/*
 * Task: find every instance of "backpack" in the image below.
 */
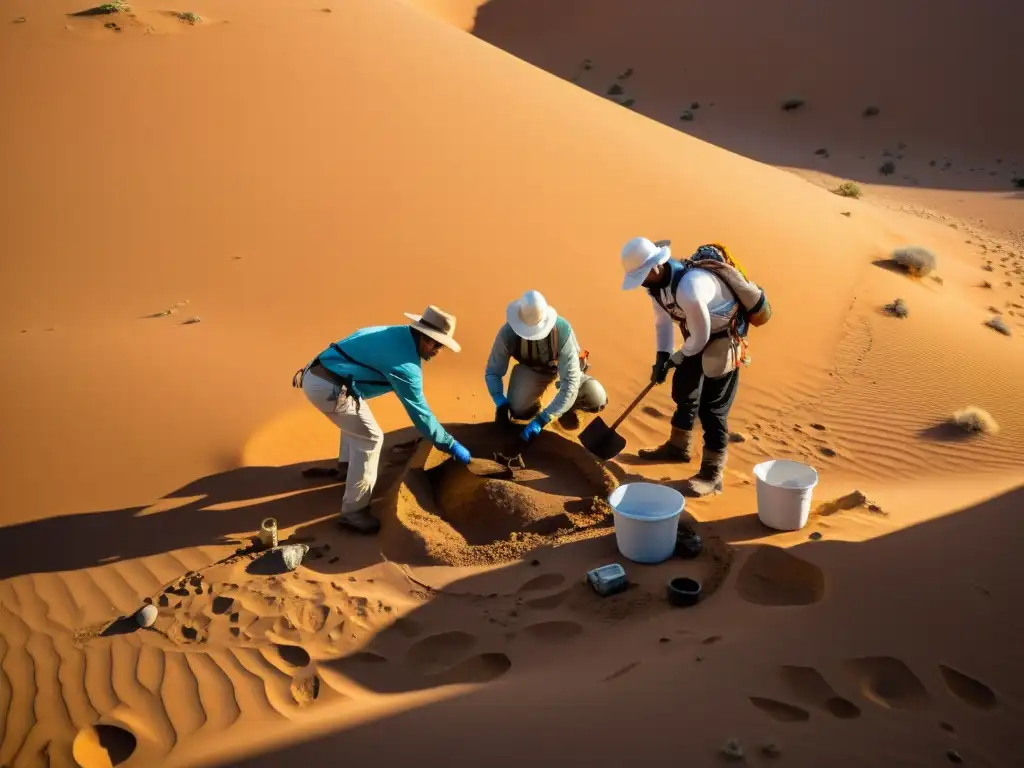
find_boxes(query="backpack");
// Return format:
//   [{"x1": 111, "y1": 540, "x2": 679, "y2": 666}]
[
  {"x1": 649, "y1": 243, "x2": 771, "y2": 367},
  {"x1": 687, "y1": 243, "x2": 772, "y2": 332}
]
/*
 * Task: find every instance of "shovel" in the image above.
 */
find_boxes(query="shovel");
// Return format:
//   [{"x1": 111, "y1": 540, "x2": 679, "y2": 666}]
[{"x1": 579, "y1": 381, "x2": 657, "y2": 460}]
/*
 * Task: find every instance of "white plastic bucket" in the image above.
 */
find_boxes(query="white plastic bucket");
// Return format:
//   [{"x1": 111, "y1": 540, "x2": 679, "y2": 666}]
[
  {"x1": 607, "y1": 482, "x2": 685, "y2": 564},
  {"x1": 753, "y1": 459, "x2": 819, "y2": 531}
]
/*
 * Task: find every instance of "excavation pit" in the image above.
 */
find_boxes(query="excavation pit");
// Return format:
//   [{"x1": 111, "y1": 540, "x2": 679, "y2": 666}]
[{"x1": 379, "y1": 423, "x2": 619, "y2": 567}]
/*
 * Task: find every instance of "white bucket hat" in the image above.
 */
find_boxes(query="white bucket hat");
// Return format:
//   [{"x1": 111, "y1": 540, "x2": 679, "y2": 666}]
[
  {"x1": 403, "y1": 305, "x2": 461, "y2": 352},
  {"x1": 620, "y1": 236, "x2": 672, "y2": 290},
  {"x1": 506, "y1": 289, "x2": 557, "y2": 341}
]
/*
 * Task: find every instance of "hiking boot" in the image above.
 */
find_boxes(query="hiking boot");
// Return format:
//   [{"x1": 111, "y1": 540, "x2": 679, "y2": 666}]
[
  {"x1": 684, "y1": 448, "x2": 726, "y2": 497},
  {"x1": 557, "y1": 409, "x2": 581, "y2": 431},
  {"x1": 337, "y1": 506, "x2": 380, "y2": 534},
  {"x1": 637, "y1": 427, "x2": 693, "y2": 462}
]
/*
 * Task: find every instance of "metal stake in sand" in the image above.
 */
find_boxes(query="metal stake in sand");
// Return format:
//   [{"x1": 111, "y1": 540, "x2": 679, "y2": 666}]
[{"x1": 258, "y1": 517, "x2": 279, "y2": 550}]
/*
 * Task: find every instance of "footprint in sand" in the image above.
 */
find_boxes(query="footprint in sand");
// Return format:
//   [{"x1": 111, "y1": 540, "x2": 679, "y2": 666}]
[
  {"x1": 525, "y1": 590, "x2": 569, "y2": 610},
  {"x1": 521, "y1": 620, "x2": 584, "y2": 644},
  {"x1": 406, "y1": 631, "x2": 478, "y2": 674},
  {"x1": 72, "y1": 724, "x2": 137, "y2": 767},
  {"x1": 749, "y1": 697, "x2": 811, "y2": 722},
  {"x1": 392, "y1": 617, "x2": 423, "y2": 639},
  {"x1": 276, "y1": 643, "x2": 311, "y2": 668},
  {"x1": 212, "y1": 596, "x2": 234, "y2": 615},
  {"x1": 518, "y1": 573, "x2": 566, "y2": 592},
  {"x1": 736, "y1": 547, "x2": 825, "y2": 606},
  {"x1": 845, "y1": 657, "x2": 930, "y2": 710},
  {"x1": 423, "y1": 653, "x2": 512, "y2": 686},
  {"x1": 779, "y1": 665, "x2": 861, "y2": 719},
  {"x1": 939, "y1": 665, "x2": 997, "y2": 710}
]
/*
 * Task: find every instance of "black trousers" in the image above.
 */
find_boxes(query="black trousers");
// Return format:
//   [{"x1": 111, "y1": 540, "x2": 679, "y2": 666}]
[{"x1": 669, "y1": 350, "x2": 739, "y2": 452}]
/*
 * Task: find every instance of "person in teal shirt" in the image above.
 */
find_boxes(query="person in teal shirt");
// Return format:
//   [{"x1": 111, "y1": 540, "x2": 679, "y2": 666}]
[{"x1": 293, "y1": 305, "x2": 471, "y2": 533}]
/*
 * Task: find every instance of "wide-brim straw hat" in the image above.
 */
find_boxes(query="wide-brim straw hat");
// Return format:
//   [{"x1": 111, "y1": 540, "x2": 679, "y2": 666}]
[{"x1": 404, "y1": 305, "x2": 461, "y2": 352}]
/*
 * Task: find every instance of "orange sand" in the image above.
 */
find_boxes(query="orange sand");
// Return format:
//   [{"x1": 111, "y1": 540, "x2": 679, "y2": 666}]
[{"x1": 1, "y1": 0, "x2": 1022, "y2": 766}]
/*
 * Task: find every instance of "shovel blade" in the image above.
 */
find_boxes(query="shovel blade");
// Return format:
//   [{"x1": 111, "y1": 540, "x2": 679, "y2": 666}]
[{"x1": 579, "y1": 416, "x2": 627, "y2": 460}]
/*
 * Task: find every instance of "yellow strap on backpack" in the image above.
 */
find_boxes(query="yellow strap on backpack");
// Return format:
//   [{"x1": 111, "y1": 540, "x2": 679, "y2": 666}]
[{"x1": 707, "y1": 242, "x2": 749, "y2": 280}]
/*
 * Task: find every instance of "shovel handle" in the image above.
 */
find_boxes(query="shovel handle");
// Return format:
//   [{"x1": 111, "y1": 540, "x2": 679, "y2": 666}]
[{"x1": 607, "y1": 381, "x2": 657, "y2": 432}]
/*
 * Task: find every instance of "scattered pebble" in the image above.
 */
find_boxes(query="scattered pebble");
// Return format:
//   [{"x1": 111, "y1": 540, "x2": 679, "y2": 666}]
[
  {"x1": 985, "y1": 316, "x2": 1011, "y2": 336},
  {"x1": 182, "y1": 316, "x2": 202, "y2": 325},
  {"x1": 14, "y1": 16, "x2": 27, "y2": 23},
  {"x1": 727, "y1": 432, "x2": 747, "y2": 443},
  {"x1": 810, "y1": 423, "x2": 827, "y2": 431},
  {"x1": 136, "y1": 604, "x2": 158, "y2": 628},
  {"x1": 809, "y1": 532, "x2": 823, "y2": 540},
  {"x1": 720, "y1": 738, "x2": 745, "y2": 761},
  {"x1": 761, "y1": 743, "x2": 782, "y2": 759},
  {"x1": 840, "y1": 211, "x2": 852, "y2": 217},
  {"x1": 947, "y1": 749, "x2": 963, "y2": 764}
]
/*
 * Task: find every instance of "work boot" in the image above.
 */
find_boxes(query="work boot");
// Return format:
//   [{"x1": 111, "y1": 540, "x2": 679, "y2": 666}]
[
  {"x1": 637, "y1": 427, "x2": 693, "y2": 462},
  {"x1": 337, "y1": 506, "x2": 380, "y2": 534},
  {"x1": 684, "y1": 448, "x2": 727, "y2": 497},
  {"x1": 557, "y1": 409, "x2": 580, "y2": 431}
]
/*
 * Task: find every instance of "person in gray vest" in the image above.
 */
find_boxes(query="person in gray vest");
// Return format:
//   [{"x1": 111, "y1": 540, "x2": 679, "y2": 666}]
[{"x1": 485, "y1": 290, "x2": 608, "y2": 440}]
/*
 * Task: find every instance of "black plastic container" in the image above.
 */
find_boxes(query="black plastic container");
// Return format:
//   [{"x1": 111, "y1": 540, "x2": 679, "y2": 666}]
[{"x1": 667, "y1": 576, "x2": 702, "y2": 607}]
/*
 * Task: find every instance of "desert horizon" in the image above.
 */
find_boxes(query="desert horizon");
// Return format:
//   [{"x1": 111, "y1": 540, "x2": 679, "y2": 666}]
[{"x1": 2, "y1": 1, "x2": 1022, "y2": 766}]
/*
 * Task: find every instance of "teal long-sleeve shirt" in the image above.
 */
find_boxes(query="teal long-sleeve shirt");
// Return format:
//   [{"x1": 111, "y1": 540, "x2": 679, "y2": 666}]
[{"x1": 315, "y1": 325, "x2": 456, "y2": 452}]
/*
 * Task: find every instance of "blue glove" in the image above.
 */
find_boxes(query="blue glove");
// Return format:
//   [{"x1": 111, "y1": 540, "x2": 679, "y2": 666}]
[
  {"x1": 450, "y1": 441, "x2": 472, "y2": 464},
  {"x1": 520, "y1": 412, "x2": 551, "y2": 442}
]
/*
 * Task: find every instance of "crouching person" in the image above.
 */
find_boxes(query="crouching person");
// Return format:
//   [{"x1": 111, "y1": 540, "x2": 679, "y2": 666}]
[
  {"x1": 485, "y1": 290, "x2": 608, "y2": 441},
  {"x1": 293, "y1": 305, "x2": 471, "y2": 533}
]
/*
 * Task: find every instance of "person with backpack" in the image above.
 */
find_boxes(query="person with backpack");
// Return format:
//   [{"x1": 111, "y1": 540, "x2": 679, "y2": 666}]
[
  {"x1": 620, "y1": 237, "x2": 771, "y2": 497},
  {"x1": 485, "y1": 289, "x2": 608, "y2": 440},
  {"x1": 292, "y1": 305, "x2": 472, "y2": 534}
]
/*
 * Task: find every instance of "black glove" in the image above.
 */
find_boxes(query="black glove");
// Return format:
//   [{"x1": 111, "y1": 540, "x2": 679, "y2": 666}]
[
  {"x1": 495, "y1": 400, "x2": 512, "y2": 426},
  {"x1": 651, "y1": 351, "x2": 672, "y2": 384}
]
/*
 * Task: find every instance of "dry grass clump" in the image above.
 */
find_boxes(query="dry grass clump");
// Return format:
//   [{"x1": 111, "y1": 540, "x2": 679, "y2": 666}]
[
  {"x1": 883, "y1": 298, "x2": 908, "y2": 318},
  {"x1": 950, "y1": 406, "x2": 999, "y2": 435},
  {"x1": 891, "y1": 246, "x2": 937, "y2": 277},
  {"x1": 833, "y1": 181, "x2": 861, "y2": 198}
]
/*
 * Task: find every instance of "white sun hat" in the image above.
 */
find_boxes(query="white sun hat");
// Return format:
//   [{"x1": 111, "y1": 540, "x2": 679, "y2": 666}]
[
  {"x1": 506, "y1": 289, "x2": 557, "y2": 341},
  {"x1": 620, "y1": 236, "x2": 672, "y2": 290}
]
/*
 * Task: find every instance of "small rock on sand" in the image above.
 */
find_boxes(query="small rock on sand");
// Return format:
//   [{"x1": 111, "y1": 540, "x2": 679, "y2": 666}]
[
  {"x1": 720, "y1": 738, "x2": 744, "y2": 761},
  {"x1": 761, "y1": 743, "x2": 782, "y2": 759},
  {"x1": 728, "y1": 432, "x2": 747, "y2": 443},
  {"x1": 136, "y1": 604, "x2": 158, "y2": 628}
]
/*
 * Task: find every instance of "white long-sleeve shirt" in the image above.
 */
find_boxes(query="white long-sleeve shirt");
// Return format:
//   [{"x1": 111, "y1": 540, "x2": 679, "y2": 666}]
[{"x1": 652, "y1": 268, "x2": 738, "y2": 357}]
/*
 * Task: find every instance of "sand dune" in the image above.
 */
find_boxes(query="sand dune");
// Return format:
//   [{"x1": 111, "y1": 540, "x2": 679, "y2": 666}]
[{"x1": 1, "y1": 0, "x2": 1023, "y2": 766}]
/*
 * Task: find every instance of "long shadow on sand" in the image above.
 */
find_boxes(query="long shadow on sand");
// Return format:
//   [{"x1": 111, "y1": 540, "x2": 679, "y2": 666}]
[
  {"x1": 0, "y1": 427, "x2": 426, "y2": 581},
  {"x1": 225, "y1": 482, "x2": 1024, "y2": 767}
]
